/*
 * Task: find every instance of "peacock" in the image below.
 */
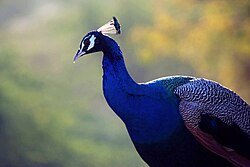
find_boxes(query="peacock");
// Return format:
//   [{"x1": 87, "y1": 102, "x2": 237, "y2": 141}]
[{"x1": 73, "y1": 17, "x2": 250, "y2": 167}]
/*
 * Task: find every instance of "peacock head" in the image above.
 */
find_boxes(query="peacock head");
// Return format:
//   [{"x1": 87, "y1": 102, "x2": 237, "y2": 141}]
[{"x1": 73, "y1": 17, "x2": 121, "y2": 63}]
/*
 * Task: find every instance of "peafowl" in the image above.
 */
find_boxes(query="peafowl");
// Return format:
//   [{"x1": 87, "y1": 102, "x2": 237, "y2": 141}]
[{"x1": 73, "y1": 17, "x2": 250, "y2": 167}]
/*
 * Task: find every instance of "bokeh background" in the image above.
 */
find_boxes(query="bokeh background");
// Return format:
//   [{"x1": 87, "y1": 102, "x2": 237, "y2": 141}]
[{"x1": 0, "y1": 0, "x2": 249, "y2": 166}]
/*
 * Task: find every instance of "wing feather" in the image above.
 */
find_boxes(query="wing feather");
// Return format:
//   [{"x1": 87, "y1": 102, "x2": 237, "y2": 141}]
[{"x1": 174, "y1": 78, "x2": 250, "y2": 166}]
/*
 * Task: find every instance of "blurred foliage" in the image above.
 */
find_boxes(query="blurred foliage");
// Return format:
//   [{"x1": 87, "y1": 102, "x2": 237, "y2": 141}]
[
  {"x1": 0, "y1": 0, "x2": 249, "y2": 167},
  {"x1": 130, "y1": 0, "x2": 250, "y2": 100}
]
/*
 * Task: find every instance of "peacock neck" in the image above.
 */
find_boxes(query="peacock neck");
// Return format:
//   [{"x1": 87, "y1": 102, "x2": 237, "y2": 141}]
[
  {"x1": 102, "y1": 37, "x2": 139, "y2": 94},
  {"x1": 101, "y1": 36, "x2": 146, "y2": 121}
]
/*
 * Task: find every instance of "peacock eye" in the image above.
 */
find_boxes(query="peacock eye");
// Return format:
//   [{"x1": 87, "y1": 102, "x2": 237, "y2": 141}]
[{"x1": 84, "y1": 39, "x2": 90, "y2": 46}]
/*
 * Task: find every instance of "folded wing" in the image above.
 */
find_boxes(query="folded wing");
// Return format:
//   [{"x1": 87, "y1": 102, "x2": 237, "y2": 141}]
[{"x1": 174, "y1": 78, "x2": 250, "y2": 167}]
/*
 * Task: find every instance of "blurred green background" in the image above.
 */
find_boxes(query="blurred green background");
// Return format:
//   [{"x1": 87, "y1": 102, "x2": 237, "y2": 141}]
[{"x1": 0, "y1": 0, "x2": 249, "y2": 166}]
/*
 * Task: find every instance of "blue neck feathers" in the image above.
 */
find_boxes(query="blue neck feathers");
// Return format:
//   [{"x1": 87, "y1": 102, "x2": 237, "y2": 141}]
[
  {"x1": 101, "y1": 36, "x2": 143, "y2": 120},
  {"x1": 102, "y1": 36, "x2": 141, "y2": 95},
  {"x1": 101, "y1": 35, "x2": 183, "y2": 144}
]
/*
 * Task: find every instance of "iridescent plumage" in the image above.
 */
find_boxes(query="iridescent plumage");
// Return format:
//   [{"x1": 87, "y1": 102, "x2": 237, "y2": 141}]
[{"x1": 73, "y1": 17, "x2": 250, "y2": 167}]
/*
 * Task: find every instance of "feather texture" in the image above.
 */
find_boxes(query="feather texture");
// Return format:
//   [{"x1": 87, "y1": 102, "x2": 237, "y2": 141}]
[
  {"x1": 174, "y1": 78, "x2": 250, "y2": 135},
  {"x1": 174, "y1": 78, "x2": 250, "y2": 166}
]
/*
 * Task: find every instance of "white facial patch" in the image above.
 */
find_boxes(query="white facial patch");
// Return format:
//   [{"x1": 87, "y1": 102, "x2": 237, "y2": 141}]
[{"x1": 87, "y1": 35, "x2": 96, "y2": 51}]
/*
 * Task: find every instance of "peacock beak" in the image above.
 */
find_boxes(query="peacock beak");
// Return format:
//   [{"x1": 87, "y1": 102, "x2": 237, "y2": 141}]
[{"x1": 73, "y1": 49, "x2": 86, "y2": 63}]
